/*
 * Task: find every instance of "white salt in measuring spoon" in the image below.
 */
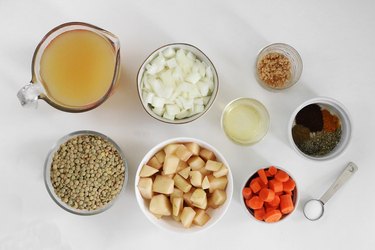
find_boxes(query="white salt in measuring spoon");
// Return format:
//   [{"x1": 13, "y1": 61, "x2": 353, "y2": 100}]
[{"x1": 303, "y1": 162, "x2": 358, "y2": 221}]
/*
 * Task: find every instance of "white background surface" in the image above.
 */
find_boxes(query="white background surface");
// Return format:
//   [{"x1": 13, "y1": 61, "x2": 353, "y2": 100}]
[{"x1": 1, "y1": 0, "x2": 374, "y2": 249}]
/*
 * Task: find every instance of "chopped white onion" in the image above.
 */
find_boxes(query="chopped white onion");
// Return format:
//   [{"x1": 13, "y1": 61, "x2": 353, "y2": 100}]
[{"x1": 141, "y1": 47, "x2": 215, "y2": 121}]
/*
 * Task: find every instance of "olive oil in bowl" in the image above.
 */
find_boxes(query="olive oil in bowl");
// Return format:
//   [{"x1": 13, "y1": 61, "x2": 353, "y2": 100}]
[{"x1": 221, "y1": 98, "x2": 270, "y2": 145}]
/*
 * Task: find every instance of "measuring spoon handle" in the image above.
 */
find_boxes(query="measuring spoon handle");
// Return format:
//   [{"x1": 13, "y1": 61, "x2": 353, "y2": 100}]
[{"x1": 320, "y1": 162, "x2": 358, "y2": 205}]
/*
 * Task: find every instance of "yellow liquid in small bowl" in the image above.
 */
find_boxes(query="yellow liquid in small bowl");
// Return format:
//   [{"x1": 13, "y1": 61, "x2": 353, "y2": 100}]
[
  {"x1": 40, "y1": 29, "x2": 116, "y2": 108},
  {"x1": 222, "y1": 98, "x2": 269, "y2": 145}
]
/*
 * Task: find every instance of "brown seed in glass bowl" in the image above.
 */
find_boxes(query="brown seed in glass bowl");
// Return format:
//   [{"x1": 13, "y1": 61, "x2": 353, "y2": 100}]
[{"x1": 257, "y1": 52, "x2": 291, "y2": 88}]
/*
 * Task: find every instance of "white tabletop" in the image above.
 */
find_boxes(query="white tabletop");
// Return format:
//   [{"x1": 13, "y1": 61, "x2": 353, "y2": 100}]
[{"x1": 1, "y1": 0, "x2": 374, "y2": 249}]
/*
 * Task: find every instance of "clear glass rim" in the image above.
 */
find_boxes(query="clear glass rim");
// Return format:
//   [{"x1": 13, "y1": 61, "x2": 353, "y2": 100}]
[
  {"x1": 136, "y1": 43, "x2": 219, "y2": 124},
  {"x1": 44, "y1": 130, "x2": 128, "y2": 216},
  {"x1": 31, "y1": 22, "x2": 121, "y2": 113}
]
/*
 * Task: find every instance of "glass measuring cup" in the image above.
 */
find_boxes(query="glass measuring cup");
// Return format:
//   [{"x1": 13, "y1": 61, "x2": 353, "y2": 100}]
[
  {"x1": 303, "y1": 162, "x2": 358, "y2": 221},
  {"x1": 17, "y1": 22, "x2": 121, "y2": 112}
]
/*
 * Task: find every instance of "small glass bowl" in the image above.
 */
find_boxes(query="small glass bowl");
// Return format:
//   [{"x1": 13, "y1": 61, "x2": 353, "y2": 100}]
[
  {"x1": 255, "y1": 43, "x2": 303, "y2": 91},
  {"x1": 221, "y1": 98, "x2": 270, "y2": 145},
  {"x1": 288, "y1": 97, "x2": 352, "y2": 161},
  {"x1": 137, "y1": 43, "x2": 219, "y2": 124},
  {"x1": 241, "y1": 166, "x2": 299, "y2": 224},
  {"x1": 44, "y1": 130, "x2": 128, "y2": 215}
]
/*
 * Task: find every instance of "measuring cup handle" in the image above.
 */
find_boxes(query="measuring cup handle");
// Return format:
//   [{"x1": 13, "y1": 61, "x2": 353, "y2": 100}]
[
  {"x1": 17, "y1": 82, "x2": 43, "y2": 108},
  {"x1": 320, "y1": 162, "x2": 358, "y2": 205}
]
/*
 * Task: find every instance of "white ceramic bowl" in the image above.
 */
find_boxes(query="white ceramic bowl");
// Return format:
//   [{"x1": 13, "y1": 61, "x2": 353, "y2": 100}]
[
  {"x1": 135, "y1": 137, "x2": 233, "y2": 233},
  {"x1": 137, "y1": 43, "x2": 219, "y2": 124},
  {"x1": 288, "y1": 97, "x2": 352, "y2": 161},
  {"x1": 241, "y1": 166, "x2": 299, "y2": 224}
]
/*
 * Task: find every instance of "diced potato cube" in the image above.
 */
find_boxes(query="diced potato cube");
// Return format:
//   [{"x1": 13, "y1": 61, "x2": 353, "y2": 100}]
[
  {"x1": 193, "y1": 209, "x2": 211, "y2": 226},
  {"x1": 174, "y1": 174, "x2": 192, "y2": 193},
  {"x1": 138, "y1": 178, "x2": 153, "y2": 199},
  {"x1": 198, "y1": 167, "x2": 211, "y2": 176},
  {"x1": 147, "y1": 156, "x2": 162, "y2": 170},
  {"x1": 190, "y1": 189, "x2": 207, "y2": 209},
  {"x1": 201, "y1": 176, "x2": 210, "y2": 190},
  {"x1": 152, "y1": 213, "x2": 163, "y2": 219},
  {"x1": 152, "y1": 175, "x2": 174, "y2": 194},
  {"x1": 187, "y1": 156, "x2": 205, "y2": 170},
  {"x1": 155, "y1": 150, "x2": 166, "y2": 164},
  {"x1": 172, "y1": 214, "x2": 181, "y2": 222},
  {"x1": 175, "y1": 145, "x2": 193, "y2": 162},
  {"x1": 164, "y1": 143, "x2": 181, "y2": 155},
  {"x1": 205, "y1": 160, "x2": 223, "y2": 171},
  {"x1": 208, "y1": 189, "x2": 227, "y2": 208},
  {"x1": 172, "y1": 197, "x2": 183, "y2": 216},
  {"x1": 178, "y1": 166, "x2": 191, "y2": 179},
  {"x1": 163, "y1": 155, "x2": 180, "y2": 175},
  {"x1": 190, "y1": 171, "x2": 203, "y2": 187},
  {"x1": 161, "y1": 172, "x2": 174, "y2": 178},
  {"x1": 183, "y1": 188, "x2": 195, "y2": 206},
  {"x1": 213, "y1": 165, "x2": 228, "y2": 178},
  {"x1": 139, "y1": 164, "x2": 159, "y2": 177},
  {"x1": 199, "y1": 148, "x2": 216, "y2": 161},
  {"x1": 208, "y1": 175, "x2": 228, "y2": 193},
  {"x1": 149, "y1": 194, "x2": 172, "y2": 216},
  {"x1": 170, "y1": 188, "x2": 183, "y2": 203},
  {"x1": 180, "y1": 207, "x2": 196, "y2": 228},
  {"x1": 185, "y1": 142, "x2": 200, "y2": 156},
  {"x1": 177, "y1": 160, "x2": 188, "y2": 173}
]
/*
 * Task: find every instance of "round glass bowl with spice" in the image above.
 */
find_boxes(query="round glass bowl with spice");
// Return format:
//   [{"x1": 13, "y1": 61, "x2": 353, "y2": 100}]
[
  {"x1": 137, "y1": 43, "x2": 219, "y2": 124},
  {"x1": 288, "y1": 97, "x2": 352, "y2": 160},
  {"x1": 255, "y1": 43, "x2": 303, "y2": 90},
  {"x1": 44, "y1": 130, "x2": 128, "y2": 215}
]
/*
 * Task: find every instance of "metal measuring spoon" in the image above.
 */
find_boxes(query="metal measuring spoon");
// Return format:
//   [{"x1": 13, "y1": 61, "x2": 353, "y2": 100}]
[{"x1": 303, "y1": 162, "x2": 358, "y2": 221}]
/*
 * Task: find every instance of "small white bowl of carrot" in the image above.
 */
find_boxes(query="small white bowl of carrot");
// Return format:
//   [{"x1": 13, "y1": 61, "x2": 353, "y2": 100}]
[{"x1": 241, "y1": 166, "x2": 298, "y2": 223}]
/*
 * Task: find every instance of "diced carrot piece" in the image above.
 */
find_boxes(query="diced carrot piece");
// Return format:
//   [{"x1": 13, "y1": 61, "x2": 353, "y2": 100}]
[
  {"x1": 250, "y1": 178, "x2": 262, "y2": 193},
  {"x1": 242, "y1": 187, "x2": 252, "y2": 200},
  {"x1": 265, "y1": 205, "x2": 277, "y2": 213},
  {"x1": 283, "y1": 178, "x2": 296, "y2": 192},
  {"x1": 254, "y1": 207, "x2": 265, "y2": 221},
  {"x1": 267, "y1": 195, "x2": 280, "y2": 207},
  {"x1": 269, "y1": 179, "x2": 283, "y2": 193},
  {"x1": 267, "y1": 166, "x2": 278, "y2": 176},
  {"x1": 266, "y1": 171, "x2": 272, "y2": 177},
  {"x1": 280, "y1": 194, "x2": 294, "y2": 214},
  {"x1": 259, "y1": 188, "x2": 275, "y2": 202},
  {"x1": 257, "y1": 169, "x2": 268, "y2": 185},
  {"x1": 247, "y1": 196, "x2": 264, "y2": 210},
  {"x1": 275, "y1": 170, "x2": 289, "y2": 182},
  {"x1": 264, "y1": 209, "x2": 282, "y2": 223}
]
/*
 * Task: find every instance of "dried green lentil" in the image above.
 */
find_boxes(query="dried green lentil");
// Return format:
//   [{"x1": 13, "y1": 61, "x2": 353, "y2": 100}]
[{"x1": 50, "y1": 134, "x2": 125, "y2": 211}]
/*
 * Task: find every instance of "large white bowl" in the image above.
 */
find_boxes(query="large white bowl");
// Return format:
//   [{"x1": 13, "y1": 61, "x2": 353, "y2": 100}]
[{"x1": 135, "y1": 137, "x2": 233, "y2": 233}]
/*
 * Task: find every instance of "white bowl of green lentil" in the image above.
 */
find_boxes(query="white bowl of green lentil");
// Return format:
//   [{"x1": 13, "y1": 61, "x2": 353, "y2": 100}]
[
  {"x1": 44, "y1": 130, "x2": 128, "y2": 215},
  {"x1": 288, "y1": 97, "x2": 352, "y2": 161}
]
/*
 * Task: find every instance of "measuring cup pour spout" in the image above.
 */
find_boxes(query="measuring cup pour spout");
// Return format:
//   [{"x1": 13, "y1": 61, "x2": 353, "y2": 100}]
[{"x1": 17, "y1": 82, "x2": 44, "y2": 108}]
